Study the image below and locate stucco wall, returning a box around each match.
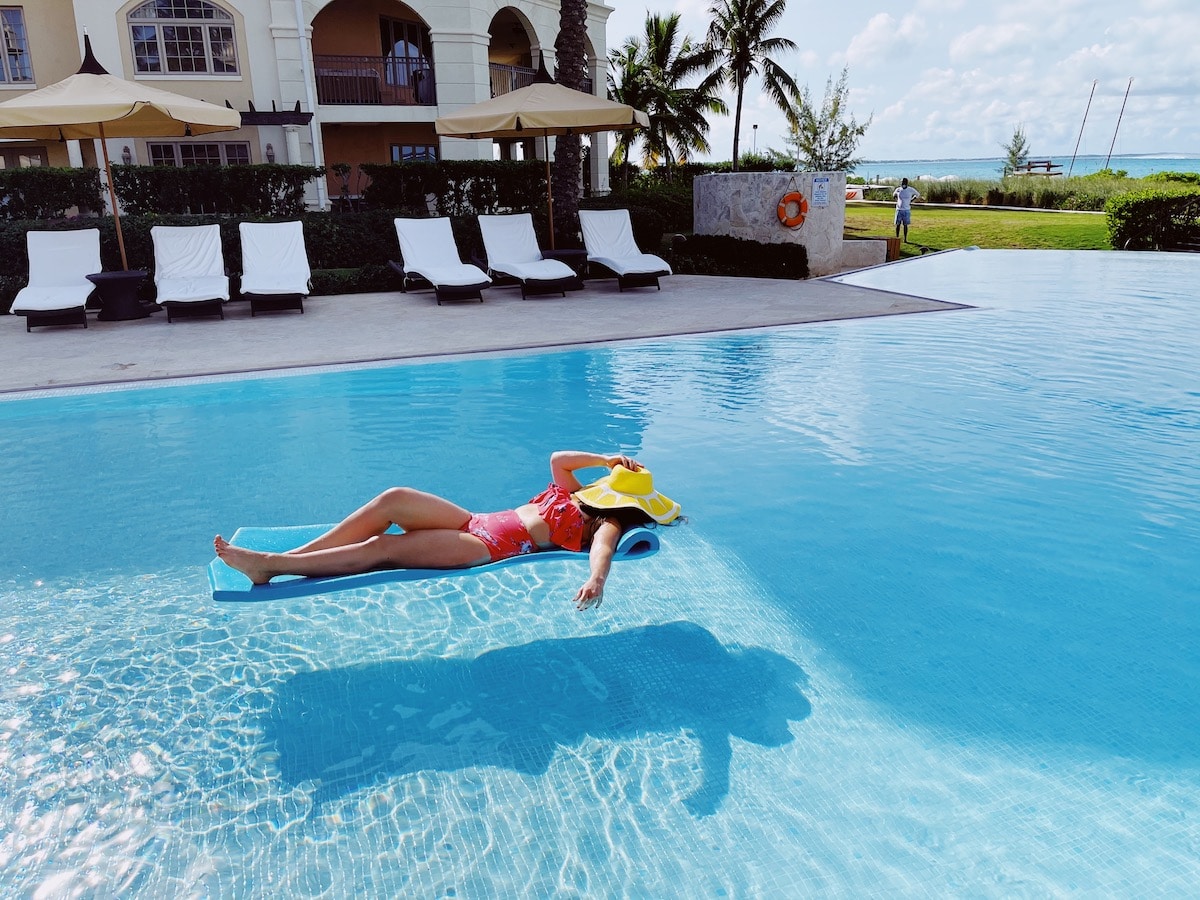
[693,171,885,276]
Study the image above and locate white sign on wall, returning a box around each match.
[812,176,830,207]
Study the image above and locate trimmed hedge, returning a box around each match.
[112,164,324,217]
[360,160,547,217]
[669,234,808,279]
[1105,188,1200,250]
[0,166,104,219]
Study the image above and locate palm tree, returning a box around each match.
[706,0,801,171]
[607,37,650,179]
[551,0,588,245]
[609,14,726,182]
[639,14,726,177]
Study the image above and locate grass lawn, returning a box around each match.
[844,202,1111,258]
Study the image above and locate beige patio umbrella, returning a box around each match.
[0,35,241,269]
[436,61,648,247]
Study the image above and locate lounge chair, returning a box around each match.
[11,229,101,331]
[150,224,230,322]
[238,221,311,315]
[477,213,581,298]
[578,208,672,291]
[390,217,490,304]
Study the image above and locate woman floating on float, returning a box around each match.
[213,450,680,610]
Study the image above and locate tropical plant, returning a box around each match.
[552,0,589,244]
[607,39,650,175]
[608,14,726,181]
[785,67,871,172]
[1001,125,1030,176]
[705,0,801,171]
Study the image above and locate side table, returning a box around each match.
[88,270,150,321]
[542,248,588,277]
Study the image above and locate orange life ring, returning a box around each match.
[777,191,808,228]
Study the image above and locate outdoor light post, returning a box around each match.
[753,124,757,153]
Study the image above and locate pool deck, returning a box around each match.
[0,273,966,394]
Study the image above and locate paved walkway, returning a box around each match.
[0,274,967,394]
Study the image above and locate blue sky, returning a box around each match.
[604,0,1200,162]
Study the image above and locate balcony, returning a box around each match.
[314,55,435,106]
[489,63,593,97]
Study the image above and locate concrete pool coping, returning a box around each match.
[0,272,968,394]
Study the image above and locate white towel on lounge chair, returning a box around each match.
[238,221,311,296]
[393,217,490,288]
[478,213,575,284]
[578,209,672,277]
[151,224,230,304]
[12,229,101,313]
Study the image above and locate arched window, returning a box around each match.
[128,0,239,75]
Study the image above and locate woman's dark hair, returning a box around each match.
[579,502,653,530]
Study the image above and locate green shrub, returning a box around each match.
[0,274,22,314]
[669,234,808,279]
[1143,171,1200,187]
[912,173,1148,212]
[301,210,410,269]
[590,174,693,241]
[1105,188,1200,249]
[112,164,323,217]
[308,264,404,296]
[0,167,104,219]
[359,160,547,216]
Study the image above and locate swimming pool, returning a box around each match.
[1,249,1197,895]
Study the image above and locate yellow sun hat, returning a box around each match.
[574,464,681,525]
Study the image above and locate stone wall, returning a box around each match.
[693,171,885,276]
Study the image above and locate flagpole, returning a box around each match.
[1105,77,1133,170]
[1067,79,1097,178]
[97,121,130,270]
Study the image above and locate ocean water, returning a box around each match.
[860,154,1200,181]
[0,249,1197,896]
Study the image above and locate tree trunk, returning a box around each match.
[552,0,588,247]
[731,83,745,172]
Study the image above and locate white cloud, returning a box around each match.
[947,23,1036,64]
[845,13,924,67]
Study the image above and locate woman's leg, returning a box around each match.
[288,487,473,554]
[215,529,490,585]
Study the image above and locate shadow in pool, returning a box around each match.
[266,621,810,817]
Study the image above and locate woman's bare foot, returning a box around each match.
[214,535,278,585]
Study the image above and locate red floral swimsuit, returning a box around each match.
[463,483,587,561]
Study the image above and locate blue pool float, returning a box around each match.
[208,524,661,602]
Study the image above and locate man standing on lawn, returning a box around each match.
[893,178,921,242]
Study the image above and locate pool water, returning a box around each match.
[1,250,1197,896]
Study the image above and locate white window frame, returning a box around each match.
[148,141,252,166]
[129,0,239,76]
[1,7,33,84]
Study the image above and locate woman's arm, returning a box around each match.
[573,518,622,610]
[550,450,639,491]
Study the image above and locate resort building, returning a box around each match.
[0,0,614,206]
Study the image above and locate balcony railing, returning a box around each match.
[489,62,593,97]
[314,55,436,106]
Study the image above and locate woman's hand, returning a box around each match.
[551,451,641,490]
[606,454,641,471]
[573,577,605,611]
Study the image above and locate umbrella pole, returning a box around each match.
[544,134,555,250]
[97,122,130,270]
